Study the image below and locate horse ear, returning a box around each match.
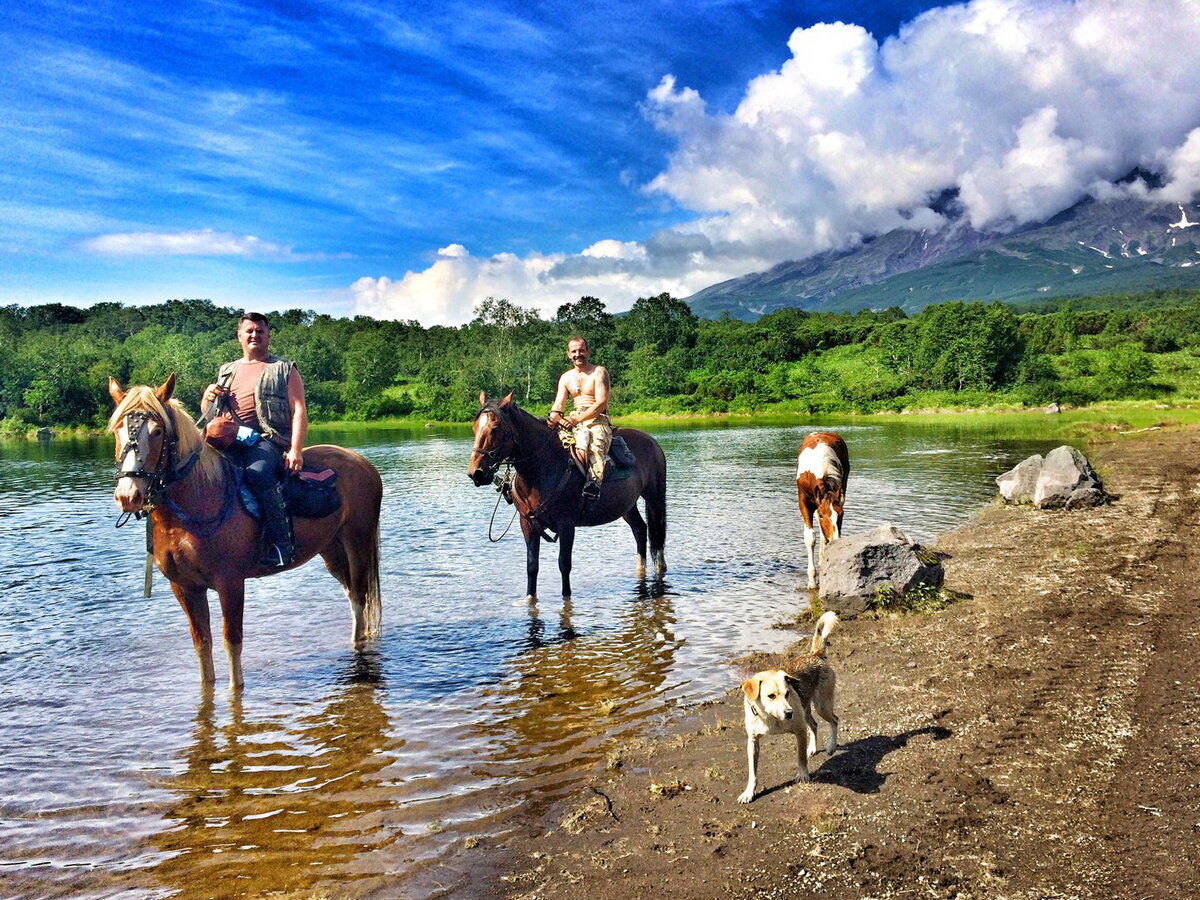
[479,390,487,407]
[108,376,126,405]
[155,373,176,404]
[499,392,514,407]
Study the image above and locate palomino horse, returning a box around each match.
[107,374,383,688]
[795,431,850,590]
[467,392,667,602]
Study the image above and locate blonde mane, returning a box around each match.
[109,385,223,486]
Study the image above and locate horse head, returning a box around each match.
[468,391,516,485]
[108,374,219,514]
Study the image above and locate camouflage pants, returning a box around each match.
[573,414,612,484]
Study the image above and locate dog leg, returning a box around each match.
[804,707,819,758]
[793,730,811,784]
[815,677,839,755]
[737,735,760,803]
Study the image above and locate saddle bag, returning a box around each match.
[610,434,637,467]
[282,467,342,518]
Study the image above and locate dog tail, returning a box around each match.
[810,611,839,656]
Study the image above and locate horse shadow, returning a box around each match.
[754,723,953,799]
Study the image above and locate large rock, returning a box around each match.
[818,525,944,617]
[996,445,1108,509]
[996,454,1043,504]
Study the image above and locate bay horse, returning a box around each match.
[795,431,849,590]
[467,392,667,602]
[107,374,383,689]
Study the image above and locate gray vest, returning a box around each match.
[216,355,295,446]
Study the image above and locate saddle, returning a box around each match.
[561,433,637,481]
[238,465,343,520]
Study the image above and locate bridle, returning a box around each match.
[114,404,201,523]
[470,404,518,476]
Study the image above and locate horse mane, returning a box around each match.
[796,442,843,488]
[109,385,223,486]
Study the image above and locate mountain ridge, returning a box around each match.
[684,193,1200,319]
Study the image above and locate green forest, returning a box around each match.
[4,288,1200,433]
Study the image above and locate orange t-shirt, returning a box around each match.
[227,360,267,430]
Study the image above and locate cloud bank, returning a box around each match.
[356,0,1200,325]
[82,228,341,261]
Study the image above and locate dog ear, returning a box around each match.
[742,678,759,702]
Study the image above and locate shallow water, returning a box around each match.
[0,421,1068,898]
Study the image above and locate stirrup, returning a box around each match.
[260,543,293,570]
[581,481,601,501]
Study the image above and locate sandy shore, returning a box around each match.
[429,423,1200,900]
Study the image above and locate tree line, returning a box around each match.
[4,288,1200,431]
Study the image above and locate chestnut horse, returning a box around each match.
[107,374,382,688]
[467,392,667,602]
[795,431,850,589]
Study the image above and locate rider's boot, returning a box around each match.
[582,478,601,501]
[582,452,604,501]
[258,482,295,569]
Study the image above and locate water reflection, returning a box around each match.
[148,656,400,899]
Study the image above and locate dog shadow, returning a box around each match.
[755,724,952,798]
[813,724,952,794]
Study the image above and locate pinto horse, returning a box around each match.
[107,374,383,689]
[795,431,850,590]
[467,392,667,602]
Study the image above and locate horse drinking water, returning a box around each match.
[467,392,667,602]
[108,374,383,688]
[795,431,850,590]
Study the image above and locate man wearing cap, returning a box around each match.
[201,312,308,569]
[547,336,611,501]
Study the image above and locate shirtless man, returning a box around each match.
[548,336,611,500]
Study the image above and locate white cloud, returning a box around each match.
[357,0,1200,324]
[81,228,341,261]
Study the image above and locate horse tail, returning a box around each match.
[811,611,839,656]
[362,514,383,636]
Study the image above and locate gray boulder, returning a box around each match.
[818,525,944,617]
[1032,446,1106,509]
[996,454,1043,504]
[996,446,1108,509]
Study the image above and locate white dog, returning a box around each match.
[737,611,840,803]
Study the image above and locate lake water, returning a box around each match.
[0,420,1069,898]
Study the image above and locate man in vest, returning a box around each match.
[201,312,308,569]
[547,335,611,501]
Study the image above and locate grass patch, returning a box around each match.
[869,581,968,614]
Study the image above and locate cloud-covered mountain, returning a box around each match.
[685,192,1200,319]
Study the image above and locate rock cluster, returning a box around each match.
[996,445,1109,509]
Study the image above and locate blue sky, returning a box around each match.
[6,0,1200,324]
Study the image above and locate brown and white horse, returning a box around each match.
[795,431,849,590]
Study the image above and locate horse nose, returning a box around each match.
[114,479,142,511]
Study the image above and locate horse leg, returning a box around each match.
[171,582,215,684]
[623,506,649,578]
[645,475,667,578]
[799,502,818,590]
[320,523,382,643]
[215,582,246,690]
[557,523,575,601]
[520,517,540,603]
